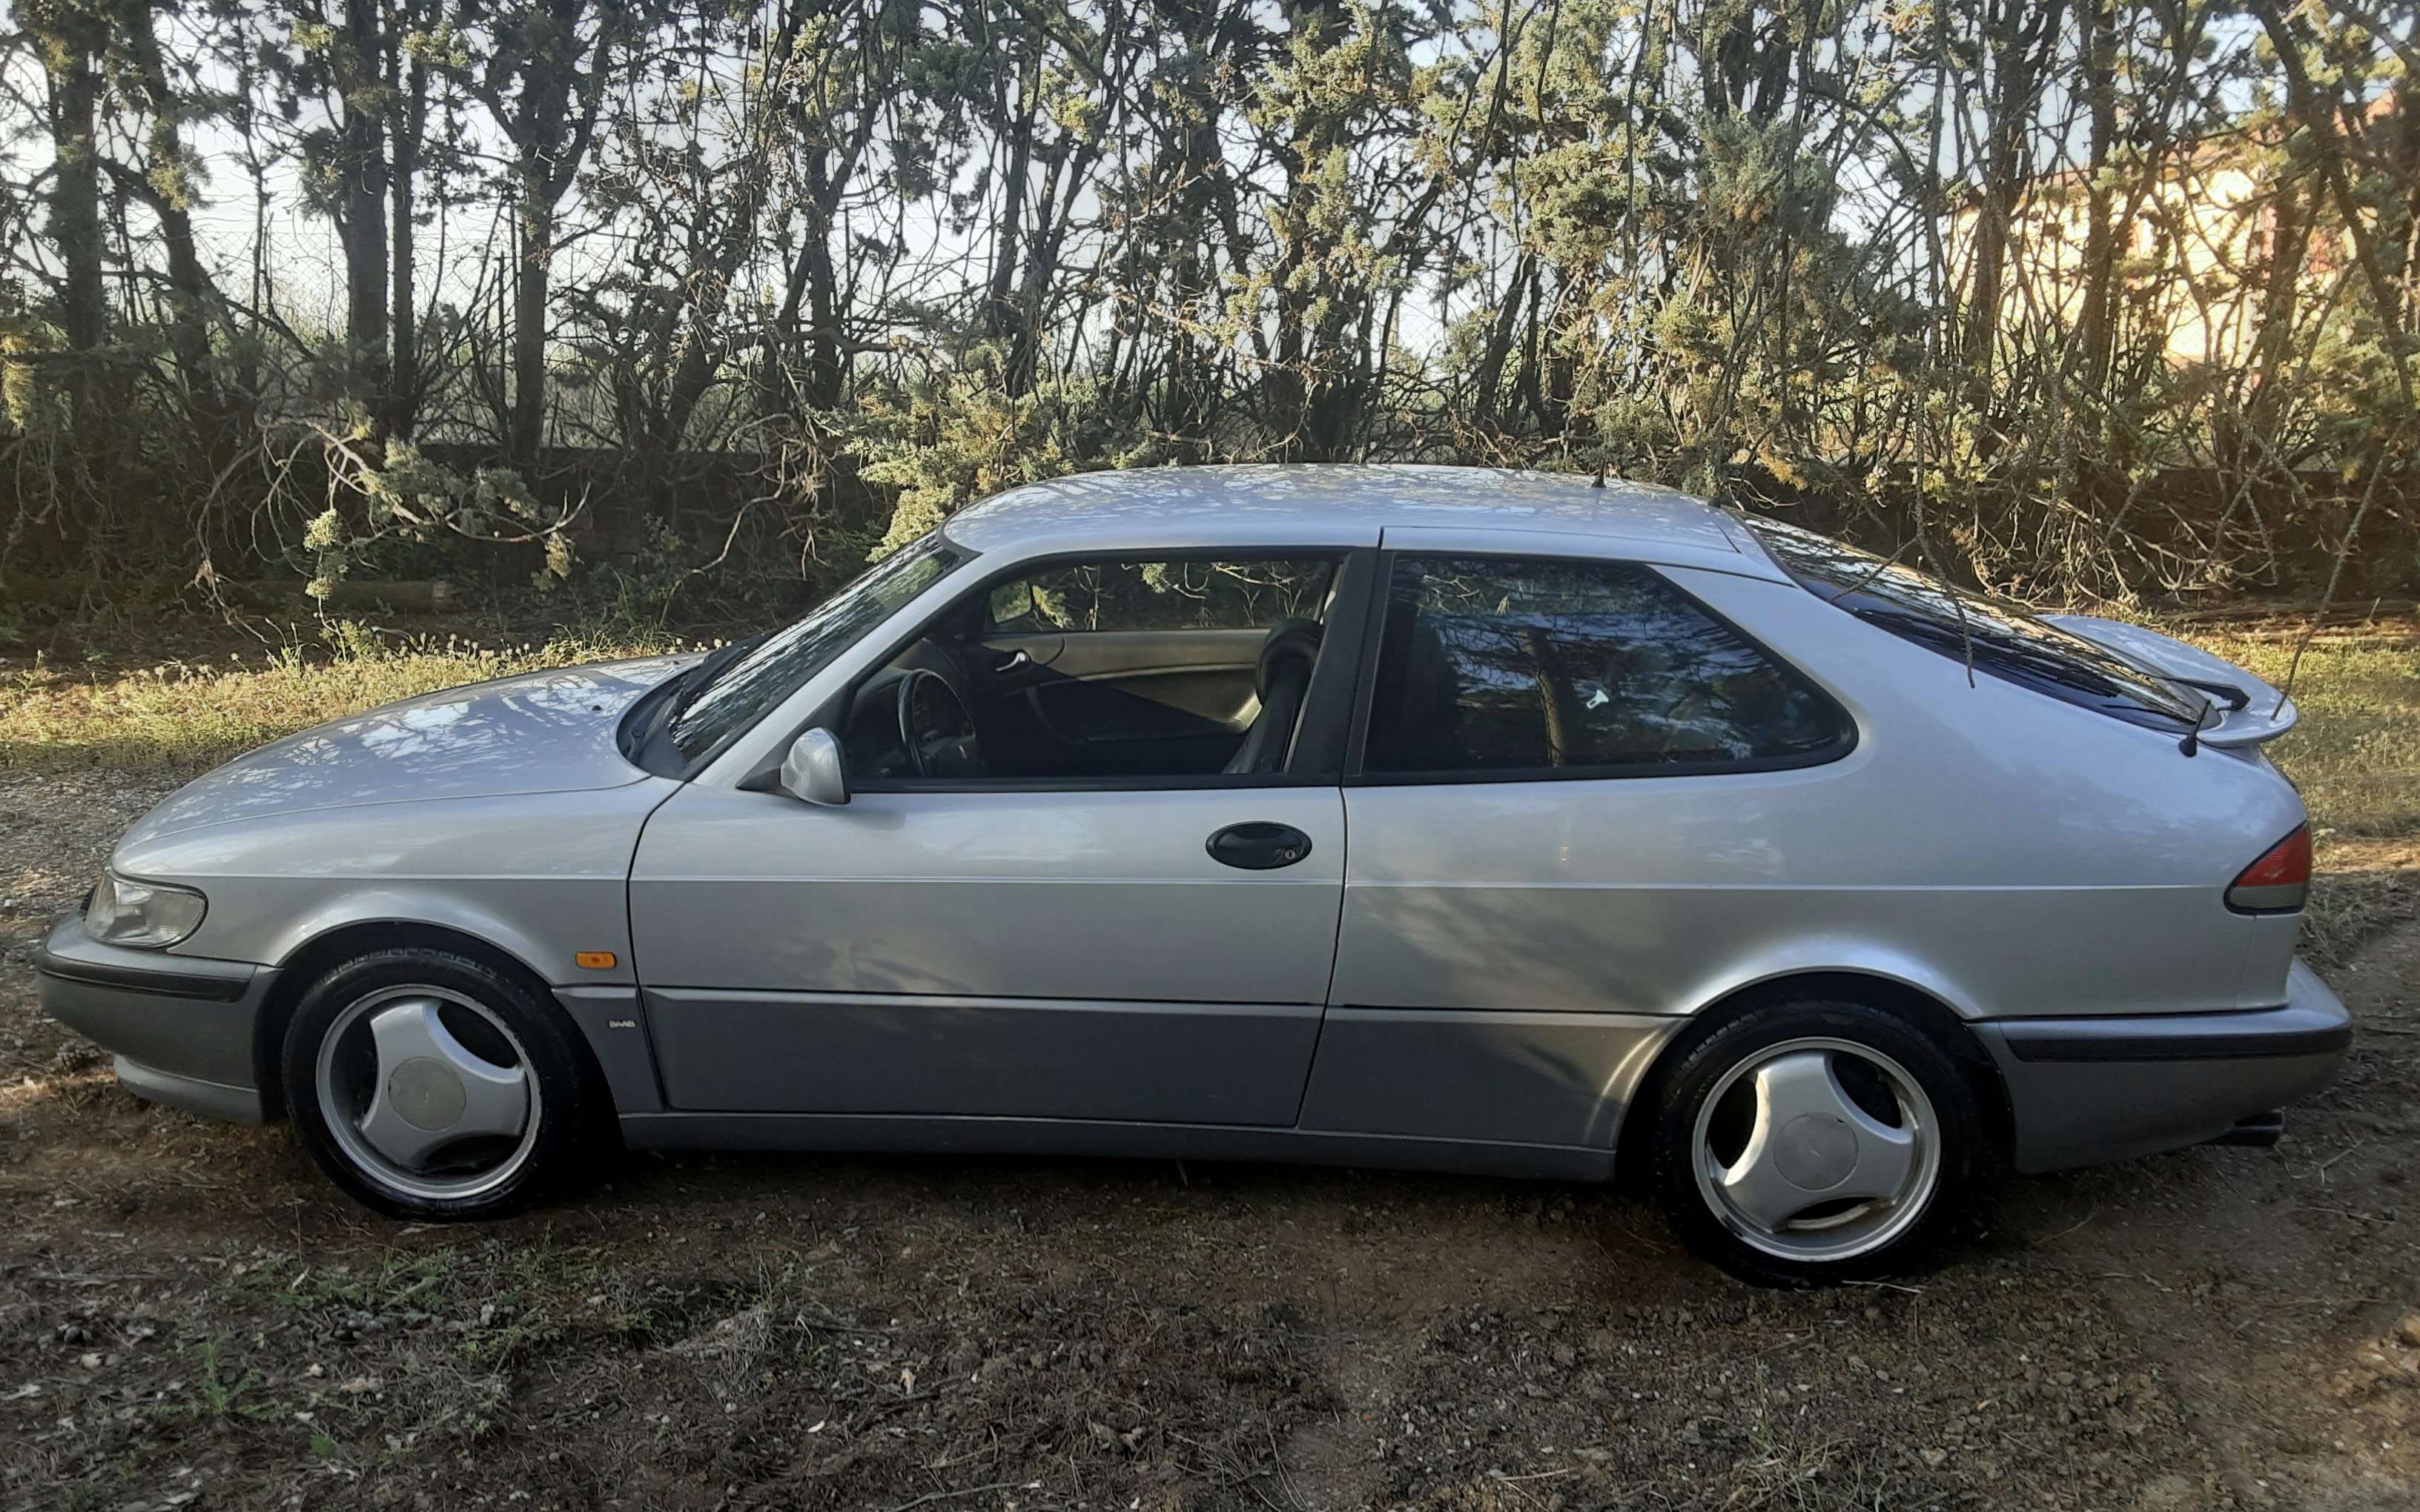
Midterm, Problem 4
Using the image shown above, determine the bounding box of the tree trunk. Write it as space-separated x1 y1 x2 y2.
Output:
1148 0 1238 435
35 7 107 374
2244 172 2310 442
119 3 231 445
1473 253 1534 427
509 178 553 465
486 4 615 466
389 51 425 438
985 48 1037 354
1959 0 2068 421
763 162 847 416
2075 0 2117 394
338 0 391 400
1268 0 1351 458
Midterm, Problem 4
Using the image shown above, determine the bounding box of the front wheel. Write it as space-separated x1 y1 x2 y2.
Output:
1649 1001 1987 1287
282 948 602 1221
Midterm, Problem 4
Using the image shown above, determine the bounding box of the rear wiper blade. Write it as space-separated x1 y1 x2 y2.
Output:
2164 674 2251 712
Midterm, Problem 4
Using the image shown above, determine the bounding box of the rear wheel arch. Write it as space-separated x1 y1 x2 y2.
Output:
254 921 600 1121
1614 969 2012 1189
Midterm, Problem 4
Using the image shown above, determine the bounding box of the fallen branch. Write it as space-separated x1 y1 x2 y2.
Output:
879 1480 1033 1512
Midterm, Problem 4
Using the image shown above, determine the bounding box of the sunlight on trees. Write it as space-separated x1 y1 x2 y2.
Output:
0 0 2410 612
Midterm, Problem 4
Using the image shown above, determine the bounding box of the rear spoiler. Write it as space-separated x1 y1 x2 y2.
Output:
2041 614 2298 749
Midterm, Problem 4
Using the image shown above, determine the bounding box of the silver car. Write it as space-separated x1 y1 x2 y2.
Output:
37 465 2347 1284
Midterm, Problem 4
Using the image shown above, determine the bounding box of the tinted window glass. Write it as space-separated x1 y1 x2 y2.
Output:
986 557 1334 633
1363 556 1847 775
1741 517 2206 733
667 533 970 765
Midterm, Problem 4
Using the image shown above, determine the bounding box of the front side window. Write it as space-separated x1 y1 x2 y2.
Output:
842 550 1346 784
986 557 1335 634
1361 555 1848 776
665 533 971 766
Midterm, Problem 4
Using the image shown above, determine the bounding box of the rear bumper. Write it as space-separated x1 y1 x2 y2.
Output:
1977 959 2350 1173
33 912 274 1124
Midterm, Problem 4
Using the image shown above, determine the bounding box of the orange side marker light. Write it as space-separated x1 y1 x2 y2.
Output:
575 950 618 969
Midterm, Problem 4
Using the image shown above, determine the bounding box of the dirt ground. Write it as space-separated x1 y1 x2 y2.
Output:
4 769 2419 1512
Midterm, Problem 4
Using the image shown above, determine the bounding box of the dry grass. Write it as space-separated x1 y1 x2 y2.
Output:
0 626 681 775
2189 634 2420 840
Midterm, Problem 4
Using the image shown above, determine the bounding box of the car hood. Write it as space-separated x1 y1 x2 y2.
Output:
120 655 699 846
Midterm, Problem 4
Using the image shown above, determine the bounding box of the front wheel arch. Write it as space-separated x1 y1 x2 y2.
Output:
254 921 606 1123
1613 969 2013 1191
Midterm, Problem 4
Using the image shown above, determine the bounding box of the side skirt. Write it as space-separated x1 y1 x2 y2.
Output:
616 1111 1619 1182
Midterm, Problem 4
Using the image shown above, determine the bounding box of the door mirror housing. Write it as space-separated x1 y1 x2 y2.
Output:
778 728 850 806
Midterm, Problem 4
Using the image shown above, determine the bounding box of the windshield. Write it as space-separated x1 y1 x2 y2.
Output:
665 533 973 766
1742 517 2207 733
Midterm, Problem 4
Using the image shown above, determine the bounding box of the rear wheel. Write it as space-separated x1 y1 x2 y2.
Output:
282 949 601 1221
1650 999 1986 1287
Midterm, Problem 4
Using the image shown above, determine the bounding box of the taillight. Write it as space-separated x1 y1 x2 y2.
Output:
2226 824 2312 914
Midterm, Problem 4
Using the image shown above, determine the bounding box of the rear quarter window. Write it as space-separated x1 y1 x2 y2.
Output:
1361 554 1851 777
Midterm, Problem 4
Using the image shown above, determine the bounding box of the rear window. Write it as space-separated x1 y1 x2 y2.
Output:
1742 518 2206 733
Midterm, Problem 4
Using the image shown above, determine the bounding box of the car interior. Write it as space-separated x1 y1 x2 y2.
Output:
840 555 1341 783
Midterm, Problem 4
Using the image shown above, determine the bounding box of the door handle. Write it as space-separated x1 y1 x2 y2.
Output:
995 648 1030 673
1206 821 1313 871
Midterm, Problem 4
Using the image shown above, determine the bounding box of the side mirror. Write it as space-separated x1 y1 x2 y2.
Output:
778 728 850 806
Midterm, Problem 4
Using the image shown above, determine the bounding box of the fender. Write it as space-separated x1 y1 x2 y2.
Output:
125 783 678 985
262 888 597 987
257 894 665 1118
1673 935 1988 1022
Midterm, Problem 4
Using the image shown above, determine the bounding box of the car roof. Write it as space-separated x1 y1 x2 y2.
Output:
941 464 1755 560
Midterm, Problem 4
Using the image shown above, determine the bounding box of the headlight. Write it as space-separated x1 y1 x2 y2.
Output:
85 870 208 949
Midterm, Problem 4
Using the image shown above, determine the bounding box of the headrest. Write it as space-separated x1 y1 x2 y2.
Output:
1256 617 1325 698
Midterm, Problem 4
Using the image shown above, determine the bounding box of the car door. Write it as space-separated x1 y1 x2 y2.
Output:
627 549 1374 1127
1298 540 1859 1148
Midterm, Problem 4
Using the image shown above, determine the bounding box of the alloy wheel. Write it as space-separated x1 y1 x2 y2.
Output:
1690 1035 1941 1263
313 983 544 1202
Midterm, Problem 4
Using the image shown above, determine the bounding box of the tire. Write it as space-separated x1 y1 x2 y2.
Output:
282 947 604 1221
1648 999 1987 1287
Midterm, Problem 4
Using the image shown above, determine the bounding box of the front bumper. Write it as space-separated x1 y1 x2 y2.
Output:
33 912 274 1123
1977 958 2352 1173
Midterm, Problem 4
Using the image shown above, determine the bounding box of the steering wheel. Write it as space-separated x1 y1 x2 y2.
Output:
896 666 983 777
